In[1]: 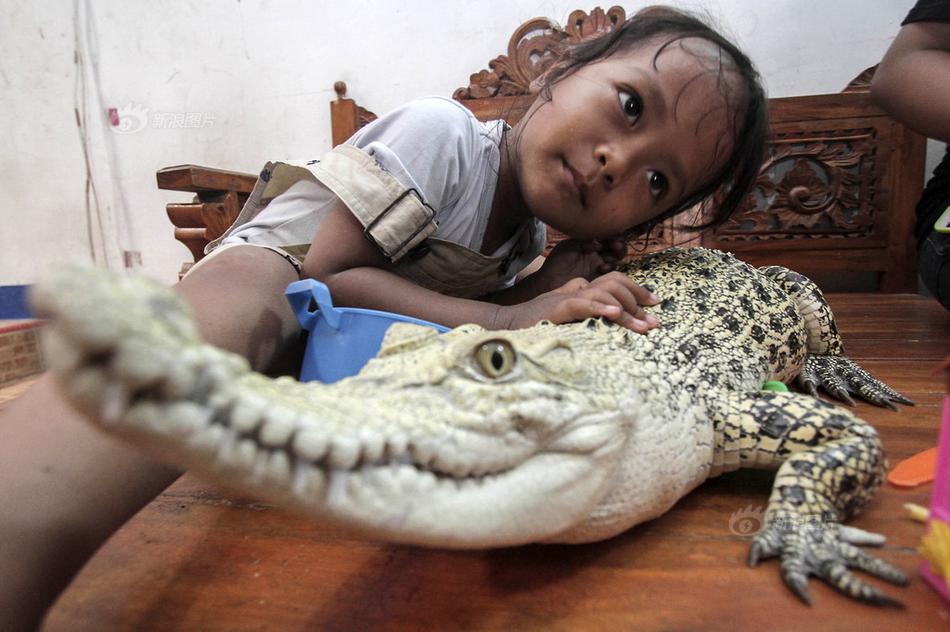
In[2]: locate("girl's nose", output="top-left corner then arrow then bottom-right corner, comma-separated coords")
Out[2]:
597,152 -> 615,188
594,143 -> 635,190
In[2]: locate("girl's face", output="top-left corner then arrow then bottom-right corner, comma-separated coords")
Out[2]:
509,37 -> 741,239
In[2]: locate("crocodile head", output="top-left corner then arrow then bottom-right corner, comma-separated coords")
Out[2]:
32,267 -> 634,549
250,322 -> 633,548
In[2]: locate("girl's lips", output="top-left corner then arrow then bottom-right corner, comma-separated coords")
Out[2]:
562,160 -> 587,208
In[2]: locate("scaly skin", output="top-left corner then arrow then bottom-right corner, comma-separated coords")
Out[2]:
31,247 -> 910,606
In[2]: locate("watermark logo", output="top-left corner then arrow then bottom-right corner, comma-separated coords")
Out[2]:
108,103 -> 215,134
728,504 -> 766,536
110,103 -> 150,134
728,505 -> 838,537
151,110 -> 216,130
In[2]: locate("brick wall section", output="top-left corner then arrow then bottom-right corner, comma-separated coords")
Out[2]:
0,323 -> 45,386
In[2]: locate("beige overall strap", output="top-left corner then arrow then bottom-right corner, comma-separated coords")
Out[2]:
311,145 -> 437,262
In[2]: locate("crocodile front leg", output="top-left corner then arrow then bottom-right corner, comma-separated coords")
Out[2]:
759,265 -> 913,408
708,390 -> 908,606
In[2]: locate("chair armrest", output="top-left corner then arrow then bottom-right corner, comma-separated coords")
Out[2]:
157,164 -> 259,277
156,164 -> 258,194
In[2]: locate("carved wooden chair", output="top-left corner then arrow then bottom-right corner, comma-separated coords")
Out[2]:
159,6 -> 925,291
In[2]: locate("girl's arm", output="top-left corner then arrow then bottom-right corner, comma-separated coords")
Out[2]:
302,201 -> 659,332
871,20 -> 950,143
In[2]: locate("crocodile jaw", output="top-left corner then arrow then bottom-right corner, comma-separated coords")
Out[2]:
40,331 -> 629,547
77,372 -> 629,548
310,410 -> 627,547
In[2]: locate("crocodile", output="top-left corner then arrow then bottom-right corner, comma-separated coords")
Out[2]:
31,247 -> 913,607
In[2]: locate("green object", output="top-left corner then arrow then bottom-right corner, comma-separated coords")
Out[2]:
936,205 -> 950,234
761,380 -> 789,392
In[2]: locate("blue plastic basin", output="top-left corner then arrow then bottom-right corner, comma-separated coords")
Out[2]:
285,279 -> 449,383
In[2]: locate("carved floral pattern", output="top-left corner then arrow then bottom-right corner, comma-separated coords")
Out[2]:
453,6 -> 626,99
716,129 -> 879,242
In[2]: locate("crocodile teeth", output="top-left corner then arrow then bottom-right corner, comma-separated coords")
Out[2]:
230,394 -> 267,434
161,401 -> 213,438
413,468 -> 438,492
359,432 -> 385,464
409,440 -> 437,468
259,408 -> 297,448
100,382 -> 130,424
292,462 -> 327,499
189,423 -> 229,455
267,450 -> 292,484
207,390 -> 235,413
293,429 -> 330,461
432,450 -> 470,478
385,434 -> 409,461
220,437 -> 258,471
113,339 -> 171,390
161,355 -> 200,399
328,436 -> 361,470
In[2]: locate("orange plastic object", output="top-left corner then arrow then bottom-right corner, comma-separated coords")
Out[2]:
888,447 -> 939,488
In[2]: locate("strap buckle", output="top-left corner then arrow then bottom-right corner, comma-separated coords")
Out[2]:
363,187 -> 436,260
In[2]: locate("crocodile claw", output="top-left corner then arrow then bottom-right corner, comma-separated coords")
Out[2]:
796,355 -> 913,409
748,513 -> 908,607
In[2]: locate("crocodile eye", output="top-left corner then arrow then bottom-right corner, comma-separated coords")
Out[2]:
473,339 -> 516,378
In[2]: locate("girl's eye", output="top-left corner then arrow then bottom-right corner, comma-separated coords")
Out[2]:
618,90 -> 643,124
648,170 -> 667,199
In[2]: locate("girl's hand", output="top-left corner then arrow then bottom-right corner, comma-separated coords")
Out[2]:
496,271 -> 661,333
531,238 -> 628,294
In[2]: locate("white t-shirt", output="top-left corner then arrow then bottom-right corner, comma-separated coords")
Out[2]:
224,97 -> 545,288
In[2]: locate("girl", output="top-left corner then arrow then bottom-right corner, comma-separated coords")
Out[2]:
0,6 -> 767,628
203,6 -> 766,340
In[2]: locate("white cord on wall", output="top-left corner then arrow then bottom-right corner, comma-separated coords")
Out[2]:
72,0 -> 141,271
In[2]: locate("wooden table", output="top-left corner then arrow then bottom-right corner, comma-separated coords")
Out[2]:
42,295 -> 950,631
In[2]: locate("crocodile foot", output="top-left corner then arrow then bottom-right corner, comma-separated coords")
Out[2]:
748,511 -> 908,607
796,354 -> 913,409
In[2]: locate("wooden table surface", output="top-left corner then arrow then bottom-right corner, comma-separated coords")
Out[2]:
40,294 -> 950,631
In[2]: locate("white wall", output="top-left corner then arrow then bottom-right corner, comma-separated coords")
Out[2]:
0,0 -> 918,285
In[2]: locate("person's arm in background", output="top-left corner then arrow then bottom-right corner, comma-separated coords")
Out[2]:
870,20 -> 950,143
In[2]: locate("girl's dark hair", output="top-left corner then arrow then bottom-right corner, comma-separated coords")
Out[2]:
539,5 -> 768,235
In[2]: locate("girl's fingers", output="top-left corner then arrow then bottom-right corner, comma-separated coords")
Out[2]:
542,271 -> 662,333
557,294 -> 655,334
587,275 -> 654,317
554,277 -> 590,294
617,312 -> 653,334
581,276 -> 660,332
551,297 -> 617,324
592,272 -> 661,306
